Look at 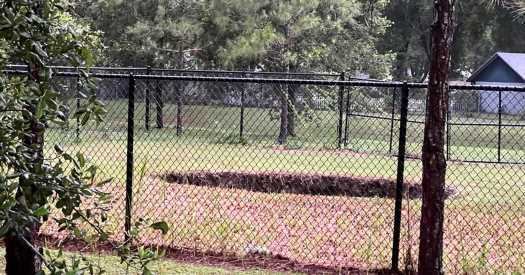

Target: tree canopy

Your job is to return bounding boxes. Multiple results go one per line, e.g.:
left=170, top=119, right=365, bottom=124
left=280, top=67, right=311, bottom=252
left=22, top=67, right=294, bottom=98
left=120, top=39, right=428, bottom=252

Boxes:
left=74, top=0, right=525, bottom=79
left=77, top=0, right=394, bottom=76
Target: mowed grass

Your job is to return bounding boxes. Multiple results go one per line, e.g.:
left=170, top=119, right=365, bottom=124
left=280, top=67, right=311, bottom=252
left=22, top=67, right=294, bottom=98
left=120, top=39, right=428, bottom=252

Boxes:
left=41, top=101, right=525, bottom=273
left=58, top=98, right=525, bottom=162
left=0, top=248, right=292, bottom=275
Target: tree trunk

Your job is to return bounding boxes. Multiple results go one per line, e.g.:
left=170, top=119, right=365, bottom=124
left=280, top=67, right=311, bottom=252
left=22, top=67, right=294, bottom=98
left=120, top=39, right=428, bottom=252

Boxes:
left=5, top=61, right=45, bottom=274
left=393, top=41, right=410, bottom=80
left=5, top=228, right=41, bottom=275
left=176, top=88, right=183, bottom=136
left=176, top=46, right=184, bottom=136
left=278, top=89, right=288, bottom=145
left=156, top=82, right=164, bottom=129
left=418, top=0, right=454, bottom=274
left=278, top=21, right=292, bottom=144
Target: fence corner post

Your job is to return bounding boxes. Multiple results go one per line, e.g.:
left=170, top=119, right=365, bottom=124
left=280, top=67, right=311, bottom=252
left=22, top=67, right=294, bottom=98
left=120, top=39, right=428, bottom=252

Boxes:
left=124, top=73, right=135, bottom=242
left=392, top=81, right=409, bottom=272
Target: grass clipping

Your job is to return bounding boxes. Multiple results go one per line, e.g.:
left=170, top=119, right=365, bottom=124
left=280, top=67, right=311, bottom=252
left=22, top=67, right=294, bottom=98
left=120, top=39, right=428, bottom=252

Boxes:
left=162, top=171, right=456, bottom=199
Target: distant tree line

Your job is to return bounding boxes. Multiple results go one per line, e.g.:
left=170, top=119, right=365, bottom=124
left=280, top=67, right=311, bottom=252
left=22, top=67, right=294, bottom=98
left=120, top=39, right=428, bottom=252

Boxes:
left=73, top=0, right=525, bottom=81
left=73, top=0, right=393, bottom=143
left=59, top=1, right=522, bottom=143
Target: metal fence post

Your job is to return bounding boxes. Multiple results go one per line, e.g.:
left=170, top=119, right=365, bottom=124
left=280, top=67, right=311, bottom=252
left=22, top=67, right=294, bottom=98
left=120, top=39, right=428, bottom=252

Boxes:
left=337, top=72, right=346, bottom=148
left=392, top=82, right=409, bottom=271
left=240, top=73, right=246, bottom=140
left=156, top=76, right=164, bottom=129
left=145, top=66, right=151, bottom=130
left=498, top=90, right=502, bottom=162
left=389, top=88, right=397, bottom=155
left=124, top=74, right=135, bottom=241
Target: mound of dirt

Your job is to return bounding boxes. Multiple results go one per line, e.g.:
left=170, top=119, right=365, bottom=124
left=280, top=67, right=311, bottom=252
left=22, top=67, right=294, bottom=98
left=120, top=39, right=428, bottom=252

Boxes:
left=162, top=171, right=456, bottom=199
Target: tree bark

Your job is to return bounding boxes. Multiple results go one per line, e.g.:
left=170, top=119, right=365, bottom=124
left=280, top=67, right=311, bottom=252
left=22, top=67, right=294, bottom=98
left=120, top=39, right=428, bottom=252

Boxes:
left=5, top=229, right=40, bottom=275
left=176, top=88, right=183, bottom=136
left=155, top=82, right=164, bottom=129
left=5, top=62, right=45, bottom=275
left=418, top=0, right=454, bottom=274
left=277, top=90, right=288, bottom=145
left=393, top=41, right=410, bottom=80
left=278, top=20, right=292, bottom=144
left=176, top=46, right=184, bottom=136
left=287, top=85, right=296, bottom=137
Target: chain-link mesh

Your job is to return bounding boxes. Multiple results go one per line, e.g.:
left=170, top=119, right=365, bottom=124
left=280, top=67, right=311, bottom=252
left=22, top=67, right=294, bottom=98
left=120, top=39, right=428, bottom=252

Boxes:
left=128, top=77, right=399, bottom=271
left=400, top=86, right=525, bottom=274
left=6, top=66, right=524, bottom=273
left=442, top=87, right=525, bottom=273
left=42, top=75, right=130, bottom=242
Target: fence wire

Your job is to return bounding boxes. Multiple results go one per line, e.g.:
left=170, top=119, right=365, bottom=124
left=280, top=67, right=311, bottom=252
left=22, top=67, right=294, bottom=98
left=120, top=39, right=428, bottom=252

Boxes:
left=5, top=67, right=525, bottom=273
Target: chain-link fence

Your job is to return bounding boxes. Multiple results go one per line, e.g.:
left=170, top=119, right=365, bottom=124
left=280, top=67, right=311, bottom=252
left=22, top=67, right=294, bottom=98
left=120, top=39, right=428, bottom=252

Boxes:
left=5, top=66, right=525, bottom=273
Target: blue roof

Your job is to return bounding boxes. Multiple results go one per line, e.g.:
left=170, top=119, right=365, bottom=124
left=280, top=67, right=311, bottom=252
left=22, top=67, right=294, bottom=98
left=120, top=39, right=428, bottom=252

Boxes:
left=468, top=52, right=525, bottom=82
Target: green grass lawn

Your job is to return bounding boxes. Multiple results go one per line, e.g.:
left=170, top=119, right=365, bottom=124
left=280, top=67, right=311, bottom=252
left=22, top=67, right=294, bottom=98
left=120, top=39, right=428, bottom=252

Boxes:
left=0, top=248, right=295, bottom=275
left=56, top=98, right=525, bottom=161
left=38, top=101, right=525, bottom=273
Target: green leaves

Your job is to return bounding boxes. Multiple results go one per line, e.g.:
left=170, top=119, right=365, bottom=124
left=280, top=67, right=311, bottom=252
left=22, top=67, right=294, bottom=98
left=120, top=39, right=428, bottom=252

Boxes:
left=0, top=198, right=16, bottom=210
left=76, top=152, right=86, bottom=167
left=0, top=1, right=114, bottom=274
left=32, top=42, right=48, bottom=59
left=150, top=221, right=169, bottom=235
left=73, top=88, right=107, bottom=127
left=33, top=206, right=49, bottom=217
left=0, top=221, right=11, bottom=237
left=114, top=218, right=168, bottom=274
left=80, top=47, right=94, bottom=67
left=35, top=90, right=49, bottom=119
left=54, top=144, right=64, bottom=155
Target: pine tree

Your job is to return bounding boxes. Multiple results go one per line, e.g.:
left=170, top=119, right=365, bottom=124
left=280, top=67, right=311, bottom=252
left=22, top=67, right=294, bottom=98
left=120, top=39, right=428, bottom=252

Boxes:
left=418, top=0, right=455, bottom=273
left=214, top=0, right=392, bottom=143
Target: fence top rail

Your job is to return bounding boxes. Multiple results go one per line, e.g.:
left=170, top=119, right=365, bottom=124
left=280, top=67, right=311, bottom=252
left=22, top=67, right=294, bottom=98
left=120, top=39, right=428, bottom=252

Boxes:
left=2, top=69, right=412, bottom=87
left=5, top=69, right=525, bottom=92
left=5, top=64, right=341, bottom=78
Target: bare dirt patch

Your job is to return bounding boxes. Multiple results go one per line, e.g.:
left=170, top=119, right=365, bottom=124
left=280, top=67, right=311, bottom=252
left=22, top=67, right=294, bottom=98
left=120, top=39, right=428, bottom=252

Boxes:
left=35, top=172, right=461, bottom=273
left=162, top=171, right=456, bottom=199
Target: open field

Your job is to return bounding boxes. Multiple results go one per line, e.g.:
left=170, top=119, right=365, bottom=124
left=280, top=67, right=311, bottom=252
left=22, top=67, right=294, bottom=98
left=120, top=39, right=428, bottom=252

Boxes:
left=40, top=101, right=525, bottom=273
left=57, top=97, right=525, bottom=163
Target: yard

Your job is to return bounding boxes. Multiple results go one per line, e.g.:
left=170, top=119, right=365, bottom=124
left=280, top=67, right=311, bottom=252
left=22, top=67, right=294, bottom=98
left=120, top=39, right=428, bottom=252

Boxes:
left=40, top=99, right=525, bottom=274
left=0, top=248, right=293, bottom=275
left=5, top=1, right=525, bottom=274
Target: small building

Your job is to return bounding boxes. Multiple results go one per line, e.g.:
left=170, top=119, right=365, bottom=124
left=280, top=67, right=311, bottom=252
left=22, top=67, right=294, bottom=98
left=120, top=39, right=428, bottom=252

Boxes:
left=468, top=52, right=525, bottom=114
